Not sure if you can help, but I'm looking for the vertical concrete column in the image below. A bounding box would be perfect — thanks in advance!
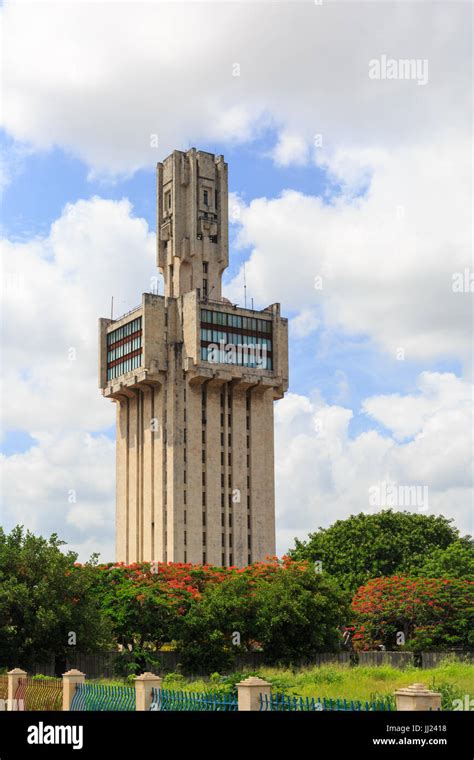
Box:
[205,383,223,565]
[249,388,276,561]
[231,387,247,566]
[186,381,203,563]
[7,669,26,710]
[62,669,85,711]
[135,672,163,711]
[153,384,165,562]
[115,398,129,563]
[394,683,441,711]
[236,676,271,711]
[142,387,154,562]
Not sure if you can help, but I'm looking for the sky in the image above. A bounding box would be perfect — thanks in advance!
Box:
[0,0,472,562]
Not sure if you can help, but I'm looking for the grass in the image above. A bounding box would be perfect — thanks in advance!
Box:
[90,658,474,709]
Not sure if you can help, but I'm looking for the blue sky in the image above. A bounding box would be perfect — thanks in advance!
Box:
[0,126,462,458]
[1,0,471,559]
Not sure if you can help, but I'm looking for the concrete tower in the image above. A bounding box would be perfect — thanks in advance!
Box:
[99,149,288,567]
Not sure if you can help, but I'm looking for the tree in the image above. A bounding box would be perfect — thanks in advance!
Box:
[289,511,461,593]
[408,539,474,580]
[253,562,348,664]
[174,572,259,673]
[0,526,110,671]
[174,559,348,671]
[351,576,474,651]
[92,562,201,674]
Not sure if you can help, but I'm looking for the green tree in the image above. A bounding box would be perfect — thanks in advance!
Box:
[351,576,474,651]
[254,563,348,664]
[408,539,474,580]
[174,573,258,673]
[289,510,461,594]
[0,526,111,671]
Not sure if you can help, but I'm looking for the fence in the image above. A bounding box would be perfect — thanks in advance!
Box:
[3,669,444,712]
[149,687,238,712]
[70,683,136,711]
[14,677,62,711]
[0,676,8,701]
[259,693,392,712]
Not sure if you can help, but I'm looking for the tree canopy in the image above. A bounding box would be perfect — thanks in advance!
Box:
[289,510,464,593]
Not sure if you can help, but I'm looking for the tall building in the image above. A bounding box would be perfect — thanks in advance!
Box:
[99,149,288,566]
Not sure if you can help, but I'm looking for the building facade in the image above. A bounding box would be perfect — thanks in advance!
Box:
[99,149,288,566]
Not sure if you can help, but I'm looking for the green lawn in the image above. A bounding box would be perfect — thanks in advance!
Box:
[94,658,474,710]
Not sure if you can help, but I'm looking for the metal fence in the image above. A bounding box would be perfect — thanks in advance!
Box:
[259,693,393,712]
[0,676,8,701]
[70,683,136,711]
[149,687,238,711]
[14,677,62,711]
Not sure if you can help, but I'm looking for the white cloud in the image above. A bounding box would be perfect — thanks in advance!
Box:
[1,197,157,433]
[272,131,309,167]
[0,431,115,562]
[275,372,474,555]
[224,137,472,364]
[289,308,319,338]
[1,2,470,175]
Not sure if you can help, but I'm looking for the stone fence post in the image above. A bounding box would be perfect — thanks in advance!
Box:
[135,672,163,711]
[62,669,86,711]
[7,668,27,711]
[394,682,441,711]
[236,676,271,711]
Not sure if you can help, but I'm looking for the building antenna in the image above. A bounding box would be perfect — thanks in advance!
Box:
[111,296,114,320]
[251,297,254,311]
[243,263,247,309]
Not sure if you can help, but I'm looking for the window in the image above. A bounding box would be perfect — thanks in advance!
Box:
[203,189,209,206]
[203,262,208,274]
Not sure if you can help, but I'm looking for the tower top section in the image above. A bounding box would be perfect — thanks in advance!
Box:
[157,148,229,300]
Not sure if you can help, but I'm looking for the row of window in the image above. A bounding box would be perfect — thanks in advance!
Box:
[107,352,142,380]
[107,336,142,363]
[200,345,272,369]
[107,317,142,347]
[200,329,272,350]
[200,309,272,333]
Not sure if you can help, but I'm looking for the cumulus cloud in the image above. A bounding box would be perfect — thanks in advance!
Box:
[0,431,115,562]
[1,1,470,175]
[275,372,473,555]
[289,308,319,338]
[1,197,157,433]
[224,137,472,364]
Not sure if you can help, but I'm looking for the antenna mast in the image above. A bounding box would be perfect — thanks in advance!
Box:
[243,263,247,309]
